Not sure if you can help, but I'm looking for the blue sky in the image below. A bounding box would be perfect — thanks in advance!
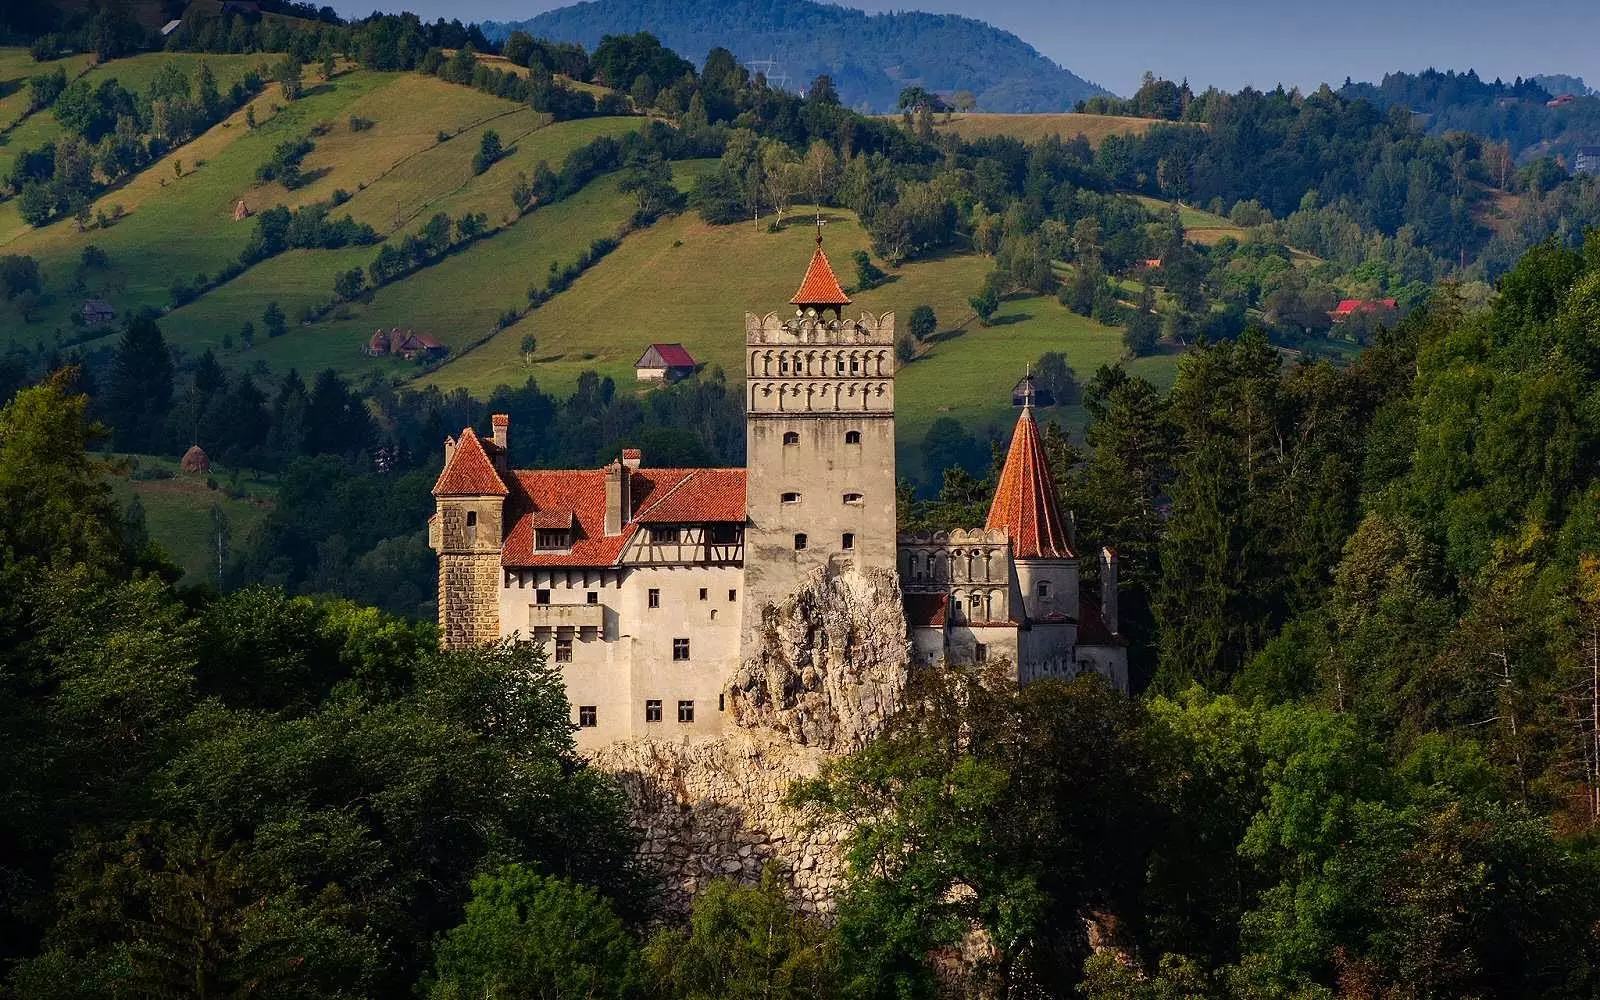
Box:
[335,0,1600,97]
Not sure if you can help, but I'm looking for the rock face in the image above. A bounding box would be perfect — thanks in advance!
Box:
[728,567,909,751]
[594,566,909,913]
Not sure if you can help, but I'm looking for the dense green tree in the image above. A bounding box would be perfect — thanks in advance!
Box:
[795,670,1160,995]
[646,865,839,999]
[428,866,642,1000]
[105,316,174,454]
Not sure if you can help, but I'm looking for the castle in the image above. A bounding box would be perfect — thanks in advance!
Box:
[429,239,1126,747]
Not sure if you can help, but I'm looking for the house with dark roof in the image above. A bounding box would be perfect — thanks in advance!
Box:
[634,343,698,382]
[81,299,116,326]
[430,240,1125,748]
[365,328,446,360]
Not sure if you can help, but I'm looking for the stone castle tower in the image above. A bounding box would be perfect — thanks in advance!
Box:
[428,415,510,647]
[740,233,898,634]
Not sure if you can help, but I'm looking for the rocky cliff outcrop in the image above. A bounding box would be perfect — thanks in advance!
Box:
[593,566,909,914]
[728,566,908,751]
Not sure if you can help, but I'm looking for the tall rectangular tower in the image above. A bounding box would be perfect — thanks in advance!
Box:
[741,238,897,624]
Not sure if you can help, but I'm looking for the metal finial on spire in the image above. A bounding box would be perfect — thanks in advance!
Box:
[815,212,825,246]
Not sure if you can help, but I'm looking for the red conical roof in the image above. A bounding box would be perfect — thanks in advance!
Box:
[790,242,851,308]
[986,405,1073,559]
[433,427,508,497]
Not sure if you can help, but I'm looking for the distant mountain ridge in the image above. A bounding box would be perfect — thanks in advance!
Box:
[483,0,1110,113]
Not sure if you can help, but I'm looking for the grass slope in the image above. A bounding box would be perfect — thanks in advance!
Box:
[925,112,1169,148]
[0,69,398,333]
[162,162,642,377]
[424,203,1178,479]
[0,51,268,179]
[154,116,644,377]
[108,453,276,586]
[0,71,539,344]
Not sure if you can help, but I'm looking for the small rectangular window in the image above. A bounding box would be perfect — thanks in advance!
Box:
[555,637,572,662]
[794,533,807,550]
[578,705,597,727]
[728,589,737,602]
[781,491,800,504]
[536,529,569,549]
[709,523,739,544]
[678,700,695,723]
[673,637,690,661]
[842,532,855,550]
[535,589,550,605]
[975,642,988,664]
[586,591,598,605]
[845,430,861,444]
[699,588,708,601]
[719,693,725,712]
[783,431,800,445]
[650,526,680,544]
[648,588,660,608]
[645,699,662,723]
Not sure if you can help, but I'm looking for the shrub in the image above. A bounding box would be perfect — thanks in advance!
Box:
[349,115,375,132]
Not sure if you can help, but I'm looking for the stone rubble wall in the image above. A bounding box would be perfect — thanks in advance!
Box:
[592,566,910,914]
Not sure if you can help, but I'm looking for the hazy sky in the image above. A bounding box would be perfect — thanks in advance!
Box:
[333,0,1600,96]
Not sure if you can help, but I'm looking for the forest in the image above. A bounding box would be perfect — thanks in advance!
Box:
[6,234,1600,998]
[4,11,1600,996]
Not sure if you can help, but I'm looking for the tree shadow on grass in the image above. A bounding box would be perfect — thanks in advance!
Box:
[988,311,1032,326]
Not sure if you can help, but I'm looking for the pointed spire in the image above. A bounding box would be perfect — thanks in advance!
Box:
[433,426,509,497]
[790,232,851,309]
[985,405,1073,559]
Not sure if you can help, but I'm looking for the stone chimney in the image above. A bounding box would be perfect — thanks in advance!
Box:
[443,434,456,466]
[1099,546,1119,635]
[489,414,510,475]
[621,447,642,471]
[604,460,632,536]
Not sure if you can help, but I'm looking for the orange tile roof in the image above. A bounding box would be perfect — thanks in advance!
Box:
[501,466,746,567]
[433,428,509,497]
[633,468,746,523]
[986,406,1074,559]
[790,246,852,307]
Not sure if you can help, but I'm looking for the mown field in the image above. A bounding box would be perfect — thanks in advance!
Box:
[923,112,1173,148]
[107,453,276,585]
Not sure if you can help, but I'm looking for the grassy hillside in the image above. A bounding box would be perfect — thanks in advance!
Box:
[0,52,268,180]
[162,152,644,376]
[926,112,1169,148]
[422,204,1178,479]
[108,453,276,586]
[0,58,640,371]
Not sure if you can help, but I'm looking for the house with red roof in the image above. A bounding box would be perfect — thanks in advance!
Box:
[634,343,698,382]
[1329,298,1398,322]
[430,244,1125,747]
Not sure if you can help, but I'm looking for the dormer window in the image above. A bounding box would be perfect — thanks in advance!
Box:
[535,529,570,549]
[781,492,800,504]
[843,492,863,504]
[844,430,861,444]
[783,431,800,445]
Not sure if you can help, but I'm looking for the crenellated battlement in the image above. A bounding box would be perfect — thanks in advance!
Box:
[745,311,895,346]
